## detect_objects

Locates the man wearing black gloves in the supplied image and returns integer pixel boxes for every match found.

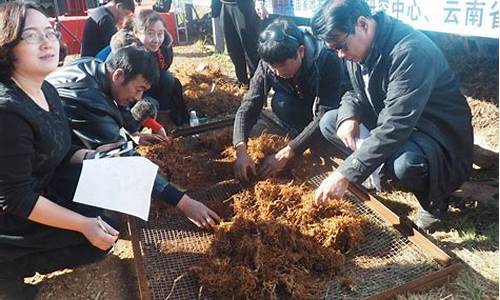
[311,0,473,230]
[47,46,220,229]
[233,18,345,181]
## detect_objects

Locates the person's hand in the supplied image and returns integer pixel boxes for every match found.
[314,170,350,206]
[259,145,294,178]
[234,145,257,182]
[80,217,119,250]
[176,195,221,229]
[82,141,127,160]
[95,141,126,153]
[337,119,359,151]
[137,133,169,145]
[255,1,269,19]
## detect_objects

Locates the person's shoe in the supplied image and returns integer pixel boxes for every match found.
[414,208,441,230]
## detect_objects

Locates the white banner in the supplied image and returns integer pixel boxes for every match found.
[263,0,499,39]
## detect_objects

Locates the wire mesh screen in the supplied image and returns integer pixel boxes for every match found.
[308,174,440,298]
[138,216,211,300]
[133,171,444,300]
[136,180,243,300]
[131,116,450,299]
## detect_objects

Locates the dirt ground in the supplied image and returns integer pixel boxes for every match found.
[29,2,499,299]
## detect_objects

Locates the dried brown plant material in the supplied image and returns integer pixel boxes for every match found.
[192,180,368,299]
[444,49,499,103]
[174,64,246,117]
[222,132,290,165]
[202,192,235,220]
[192,127,234,157]
[136,130,234,191]
[232,179,368,251]
[222,132,332,180]
[139,129,367,298]
[191,218,347,300]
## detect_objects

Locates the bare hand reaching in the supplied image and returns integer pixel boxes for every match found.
[176,195,221,229]
[259,145,294,178]
[314,170,350,206]
[234,144,257,182]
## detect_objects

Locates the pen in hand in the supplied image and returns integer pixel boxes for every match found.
[96,216,118,236]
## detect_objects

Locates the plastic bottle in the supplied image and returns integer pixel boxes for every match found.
[189,110,199,137]
[189,110,199,127]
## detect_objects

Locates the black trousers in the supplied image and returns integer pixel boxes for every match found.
[221,1,260,84]
[147,71,189,126]
[0,162,116,299]
[270,91,340,158]
[0,162,119,263]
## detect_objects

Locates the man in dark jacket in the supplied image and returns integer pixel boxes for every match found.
[81,0,135,57]
[47,46,221,229]
[233,18,345,181]
[311,0,473,229]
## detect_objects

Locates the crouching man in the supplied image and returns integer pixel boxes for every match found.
[47,46,221,229]
[311,0,473,229]
[233,18,346,181]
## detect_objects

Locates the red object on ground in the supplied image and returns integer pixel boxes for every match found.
[50,12,177,55]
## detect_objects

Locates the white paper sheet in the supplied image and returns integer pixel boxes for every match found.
[73,156,158,221]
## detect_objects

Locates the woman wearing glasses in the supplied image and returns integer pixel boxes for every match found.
[0,3,119,299]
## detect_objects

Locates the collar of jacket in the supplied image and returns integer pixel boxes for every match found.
[78,59,122,121]
[86,60,124,126]
[361,12,396,70]
[302,28,323,94]
[95,61,112,97]
[89,6,115,23]
[349,12,401,116]
[302,27,321,72]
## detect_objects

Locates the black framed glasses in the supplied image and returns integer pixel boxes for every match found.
[258,29,299,44]
[324,33,350,52]
[21,29,60,44]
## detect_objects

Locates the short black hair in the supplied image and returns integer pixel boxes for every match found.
[311,0,372,42]
[105,45,160,86]
[114,0,135,12]
[257,18,304,65]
